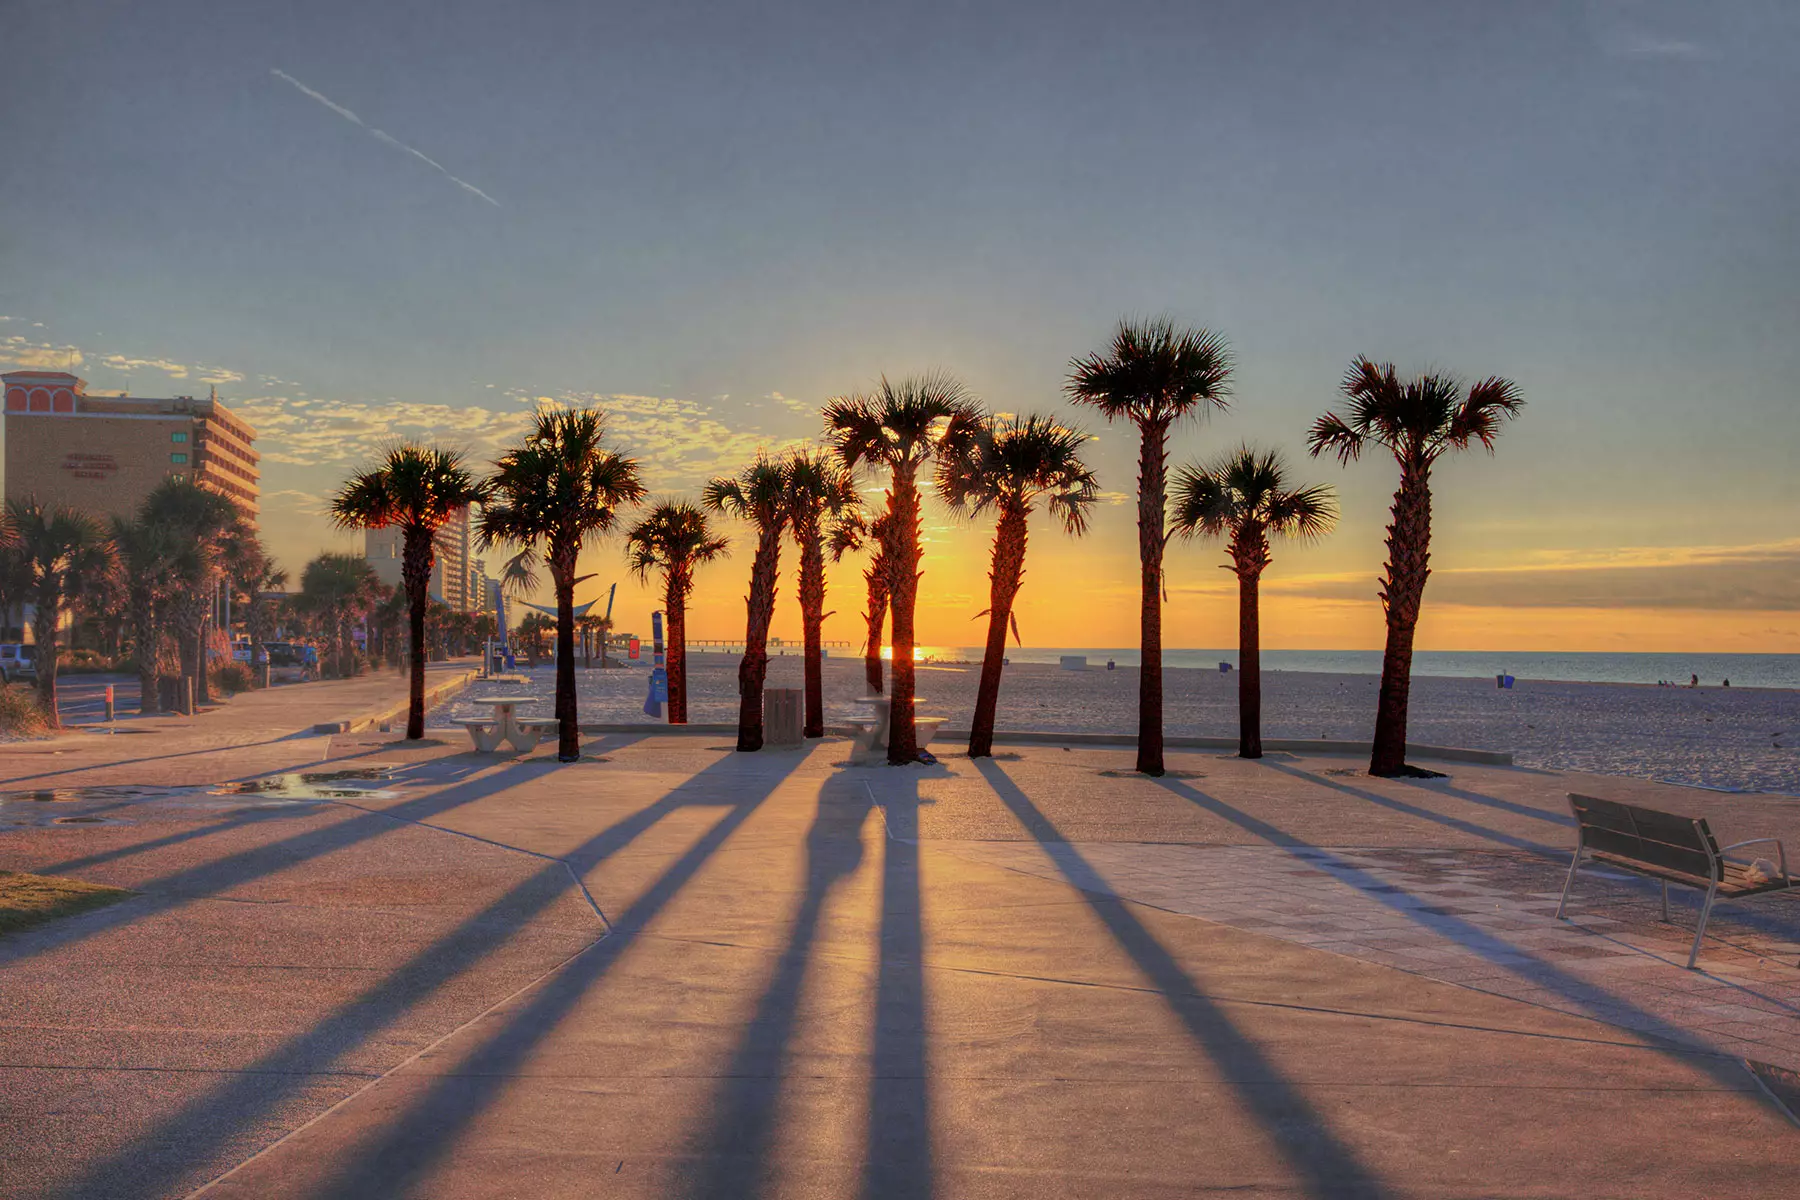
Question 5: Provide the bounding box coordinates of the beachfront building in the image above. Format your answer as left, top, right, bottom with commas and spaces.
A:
364, 504, 479, 612
2, 371, 260, 521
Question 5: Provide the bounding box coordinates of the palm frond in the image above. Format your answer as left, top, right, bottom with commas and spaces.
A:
1066, 317, 1233, 427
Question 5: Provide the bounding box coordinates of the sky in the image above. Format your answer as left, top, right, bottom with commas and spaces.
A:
1, 0, 1795, 653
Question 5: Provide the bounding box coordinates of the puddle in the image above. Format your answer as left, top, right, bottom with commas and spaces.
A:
0, 785, 196, 803
52, 815, 132, 825
209, 768, 401, 801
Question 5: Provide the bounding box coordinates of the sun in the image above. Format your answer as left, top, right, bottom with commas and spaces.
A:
877, 646, 925, 661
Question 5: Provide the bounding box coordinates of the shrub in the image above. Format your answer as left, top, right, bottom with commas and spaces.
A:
210, 663, 254, 695
0, 685, 50, 737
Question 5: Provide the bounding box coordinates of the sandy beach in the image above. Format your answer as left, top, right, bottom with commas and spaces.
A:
433, 652, 1800, 796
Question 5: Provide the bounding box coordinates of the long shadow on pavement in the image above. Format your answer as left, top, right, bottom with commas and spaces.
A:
679, 774, 873, 1199
38, 741, 680, 1200
1265, 761, 1564, 856
1153, 770, 1775, 1098
301, 748, 813, 1199
973, 759, 1388, 1200
3, 751, 601, 968
863, 773, 934, 1200
29, 749, 504, 878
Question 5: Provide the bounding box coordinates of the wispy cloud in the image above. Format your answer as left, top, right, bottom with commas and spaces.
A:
270, 68, 500, 207
0, 335, 82, 370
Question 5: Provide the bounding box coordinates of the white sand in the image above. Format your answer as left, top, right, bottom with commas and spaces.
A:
433, 652, 1800, 795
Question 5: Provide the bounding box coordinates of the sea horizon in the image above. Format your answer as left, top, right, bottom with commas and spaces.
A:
721, 645, 1800, 690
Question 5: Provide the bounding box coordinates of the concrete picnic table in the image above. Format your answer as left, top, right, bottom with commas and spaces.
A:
847, 695, 945, 761
456, 695, 552, 753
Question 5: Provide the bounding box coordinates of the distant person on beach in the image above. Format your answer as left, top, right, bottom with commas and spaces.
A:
1723, 679, 1730, 688
1690, 674, 1699, 687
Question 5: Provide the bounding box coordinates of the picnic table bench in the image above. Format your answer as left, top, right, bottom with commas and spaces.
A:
846, 696, 945, 763
455, 696, 559, 753
1558, 792, 1795, 969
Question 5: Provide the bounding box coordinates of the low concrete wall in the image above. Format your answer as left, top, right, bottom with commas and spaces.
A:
932, 728, 1513, 766
534, 717, 1514, 766
313, 669, 480, 735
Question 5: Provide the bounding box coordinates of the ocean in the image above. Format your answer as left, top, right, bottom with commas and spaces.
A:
898, 648, 1800, 690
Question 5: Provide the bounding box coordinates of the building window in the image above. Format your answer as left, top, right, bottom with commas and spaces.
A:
171, 432, 188, 443
170, 453, 188, 464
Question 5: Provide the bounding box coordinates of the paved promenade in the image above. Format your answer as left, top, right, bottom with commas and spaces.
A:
2, 717, 1797, 1197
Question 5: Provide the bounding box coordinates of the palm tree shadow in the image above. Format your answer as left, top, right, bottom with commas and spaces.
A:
306, 748, 813, 1198
1260, 759, 1564, 857
680, 774, 874, 1199
1393, 776, 1576, 829
1145, 774, 1776, 1098
972, 759, 1387, 1200
43, 742, 751, 1200
863, 775, 933, 1200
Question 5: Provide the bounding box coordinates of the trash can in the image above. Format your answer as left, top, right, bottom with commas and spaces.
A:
764, 687, 803, 747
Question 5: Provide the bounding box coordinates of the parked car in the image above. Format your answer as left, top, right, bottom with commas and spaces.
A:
0, 644, 37, 685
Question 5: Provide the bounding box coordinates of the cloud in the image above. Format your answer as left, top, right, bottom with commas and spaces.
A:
1260, 540, 1800, 612
270, 68, 500, 207
1609, 33, 1708, 58
260, 488, 332, 516
0, 335, 83, 370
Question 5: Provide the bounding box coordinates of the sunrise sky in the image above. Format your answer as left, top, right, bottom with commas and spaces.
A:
2, 0, 1794, 653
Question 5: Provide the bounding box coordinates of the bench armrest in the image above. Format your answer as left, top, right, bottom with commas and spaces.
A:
1720, 838, 1788, 878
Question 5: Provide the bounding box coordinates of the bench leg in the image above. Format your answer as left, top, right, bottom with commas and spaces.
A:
1687, 883, 1720, 970
1555, 847, 1583, 920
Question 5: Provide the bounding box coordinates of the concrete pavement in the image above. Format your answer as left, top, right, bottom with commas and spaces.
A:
1, 727, 1797, 1198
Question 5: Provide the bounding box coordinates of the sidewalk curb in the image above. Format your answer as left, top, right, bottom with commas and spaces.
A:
313, 670, 479, 735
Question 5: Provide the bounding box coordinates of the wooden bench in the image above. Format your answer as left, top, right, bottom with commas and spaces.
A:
1558, 793, 1794, 969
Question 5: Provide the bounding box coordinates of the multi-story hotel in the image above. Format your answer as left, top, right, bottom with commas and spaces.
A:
2, 370, 260, 521
365, 504, 479, 611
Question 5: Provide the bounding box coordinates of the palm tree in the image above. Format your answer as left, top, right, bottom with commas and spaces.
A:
139, 479, 239, 710
825, 373, 984, 764
703, 458, 789, 751
237, 559, 290, 678
783, 451, 860, 738
938, 415, 1100, 758
331, 445, 487, 740
1172, 447, 1336, 760
5, 499, 113, 723
296, 553, 382, 678
1068, 318, 1233, 776
110, 516, 182, 713
1308, 357, 1524, 777
827, 508, 895, 697
625, 501, 730, 724
478, 408, 644, 762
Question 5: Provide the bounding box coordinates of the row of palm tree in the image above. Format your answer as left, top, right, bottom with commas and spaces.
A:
0, 477, 272, 723
327, 320, 1520, 779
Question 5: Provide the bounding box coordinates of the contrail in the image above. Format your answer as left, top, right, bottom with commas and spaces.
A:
270, 68, 500, 207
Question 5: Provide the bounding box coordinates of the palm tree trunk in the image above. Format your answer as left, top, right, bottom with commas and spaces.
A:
195, 602, 212, 704
402, 529, 433, 740
798, 519, 826, 738
1237, 567, 1262, 759
1370, 464, 1433, 776
969, 505, 1029, 758
667, 575, 689, 725
33, 595, 60, 726
736, 526, 782, 752
887, 466, 921, 764
1135, 420, 1169, 776
133, 594, 161, 714
553, 550, 580, 762
863, 571, 887, 695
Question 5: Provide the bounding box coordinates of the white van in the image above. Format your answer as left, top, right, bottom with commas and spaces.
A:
0, 644, 37, 685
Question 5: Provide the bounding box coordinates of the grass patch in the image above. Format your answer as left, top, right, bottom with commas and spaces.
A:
0, 684, 51, 737
0, 870, 133, 935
